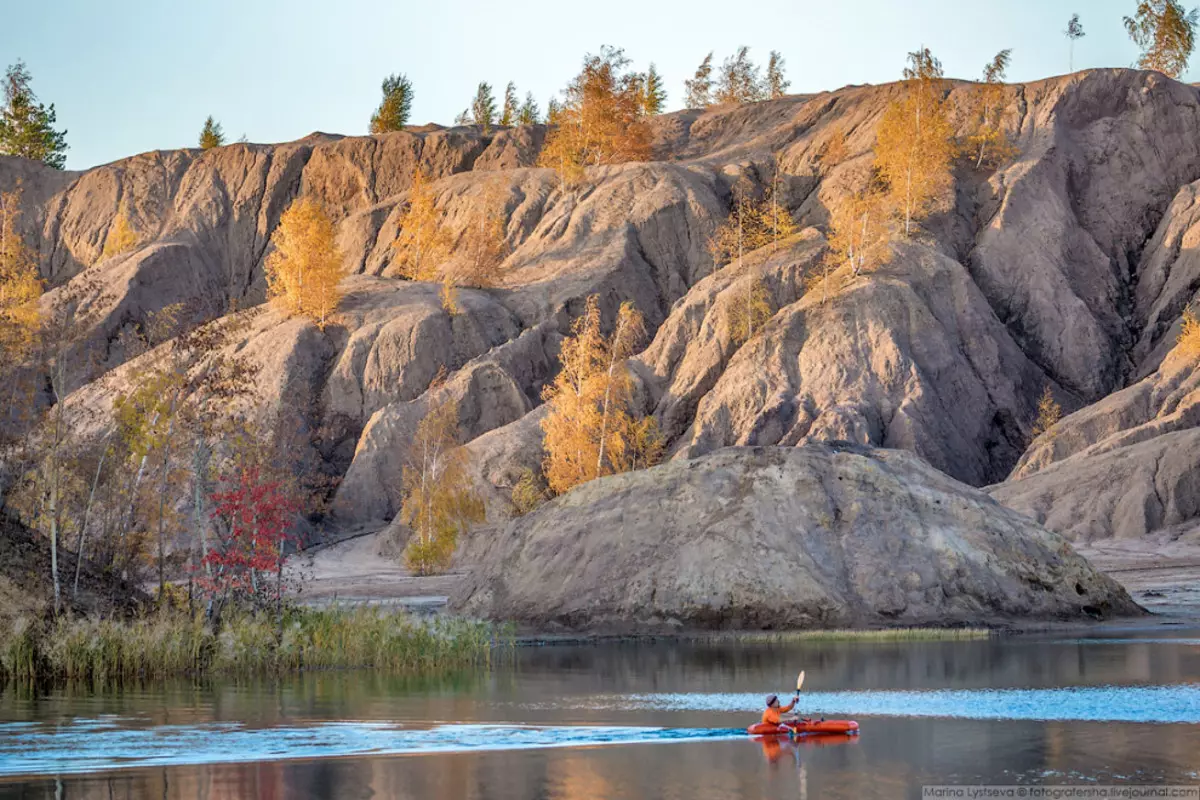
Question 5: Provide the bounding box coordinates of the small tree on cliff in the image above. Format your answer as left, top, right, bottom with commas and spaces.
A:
199, 116, 225, 150
874, 48, 955, 237
400, 398, 484, 575
685, 53, 714, 108
265, 198, 344, 329
1031, 385, 1063, 437
541, 295, 662, 494
500, 81, 519, 127
0, 185, 41, 365
539, 47, 653, 185
0, 61, 68, 168
714, 47, 764, 105
101, 209, 139, 259
969, 49, 1017, 169
1065, 13, 1086, 72
1177, 305, 1200, 359
1125, 0, 1199, 78
393, 168, 447, 281
518, 92, 541, 125
370, 73, 413, 133
471, 82, 497, 131
766, 51, 790, 99
639, 63, 667, 115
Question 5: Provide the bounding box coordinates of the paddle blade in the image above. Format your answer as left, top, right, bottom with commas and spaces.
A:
796, 671, 806, 691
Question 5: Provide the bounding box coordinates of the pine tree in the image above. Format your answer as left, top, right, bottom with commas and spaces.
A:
500, 81, 519, 126
684, 52, 714, 108
199, 116, 225, 150
538, 47, 653, 185
1125, 1, 1199, 77
547, 97, 563, 124
641, 63, 667, 115
392, 168, 451, 281
400, 397, 484, 575
1065, 13, 1086, 72
518, 92, 541, 125
715, 47, 764, 105
766, 51, 790, 99
369, 73, 413, 133
0, 61, 68, 168
970, 50, 1017, 169
264, 198, 344, 329
875, 48, 955, 237
471, 82, 497, 131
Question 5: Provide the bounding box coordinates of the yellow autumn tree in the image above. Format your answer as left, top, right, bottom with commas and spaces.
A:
393, 168, 452, 282
400, 397, 485, 575
452, 181, 510, 289
969, 50, 1018, 170
264, 197, 344, 329
539, 46, 653, 185
541, 295, 662, 494
874, 48, 956, 237
827, 188, 892, 277
0, 186, 42, 361
101, 209, 139, 259
1031, 384, 1063, 437
708, 177, 797, 343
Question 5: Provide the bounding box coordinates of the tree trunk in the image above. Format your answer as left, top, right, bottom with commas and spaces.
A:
74, 432, 113, 600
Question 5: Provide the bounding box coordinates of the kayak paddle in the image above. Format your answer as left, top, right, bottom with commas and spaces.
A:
796, 670, 805, 693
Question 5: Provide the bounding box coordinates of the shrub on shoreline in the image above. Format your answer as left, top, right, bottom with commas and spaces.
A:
0, 606, 507, 686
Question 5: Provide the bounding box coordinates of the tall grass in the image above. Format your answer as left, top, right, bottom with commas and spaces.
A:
0, 606, 508, 687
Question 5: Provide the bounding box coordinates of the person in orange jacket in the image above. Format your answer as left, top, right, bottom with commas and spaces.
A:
761, 691, 801, 726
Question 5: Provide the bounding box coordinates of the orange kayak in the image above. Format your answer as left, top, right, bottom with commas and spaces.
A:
747, 719, 859, 736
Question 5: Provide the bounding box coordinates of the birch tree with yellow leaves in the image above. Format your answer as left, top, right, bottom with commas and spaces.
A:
874, 48, 956, 238
393, 168, 452, 282
265, 198, 344, 329
400, 397, 484, 575
539, 47, 653, 185
541, 295, 662, 495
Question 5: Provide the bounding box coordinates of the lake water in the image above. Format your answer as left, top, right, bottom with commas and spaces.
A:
2, 624, 1199, 799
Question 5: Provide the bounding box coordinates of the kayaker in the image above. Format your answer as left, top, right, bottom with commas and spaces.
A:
761, 691, 801, 726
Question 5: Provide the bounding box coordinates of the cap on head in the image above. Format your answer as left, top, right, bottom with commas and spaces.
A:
765, 694, 779, 708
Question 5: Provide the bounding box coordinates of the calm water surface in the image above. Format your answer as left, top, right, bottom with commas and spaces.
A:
1, 625, 1199, 799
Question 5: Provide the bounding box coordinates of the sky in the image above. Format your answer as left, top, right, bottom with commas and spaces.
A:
0, 0, 1182, 170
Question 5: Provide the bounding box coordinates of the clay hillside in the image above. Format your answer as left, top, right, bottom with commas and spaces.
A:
3, 66, 1199, 627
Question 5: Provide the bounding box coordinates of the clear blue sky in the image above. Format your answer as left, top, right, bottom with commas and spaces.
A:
1, 0, 1178, 170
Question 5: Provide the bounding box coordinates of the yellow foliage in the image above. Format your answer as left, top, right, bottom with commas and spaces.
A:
0, 186, 42, 361
451, 182, 510, 288
967, 53, 1018, 170
727, 273, 774, 345
101, 210, 139, 259
540, 295, 662, 495
510, 468, 548, 517
440, 274, 458, 316
1031, 385, 1063, 437
818, 127, 850, 173
400, 398, 485, 576
708, 181, 798, 266
539, 47, 652, 185
265, 197, 345, 330
392, 169, 451, 281
1177, 306, 1200, 359
874, 58, 955, 238
827, 189, 892, 276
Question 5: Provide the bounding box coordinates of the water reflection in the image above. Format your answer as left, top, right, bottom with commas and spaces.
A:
1, 627, 1198, 799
